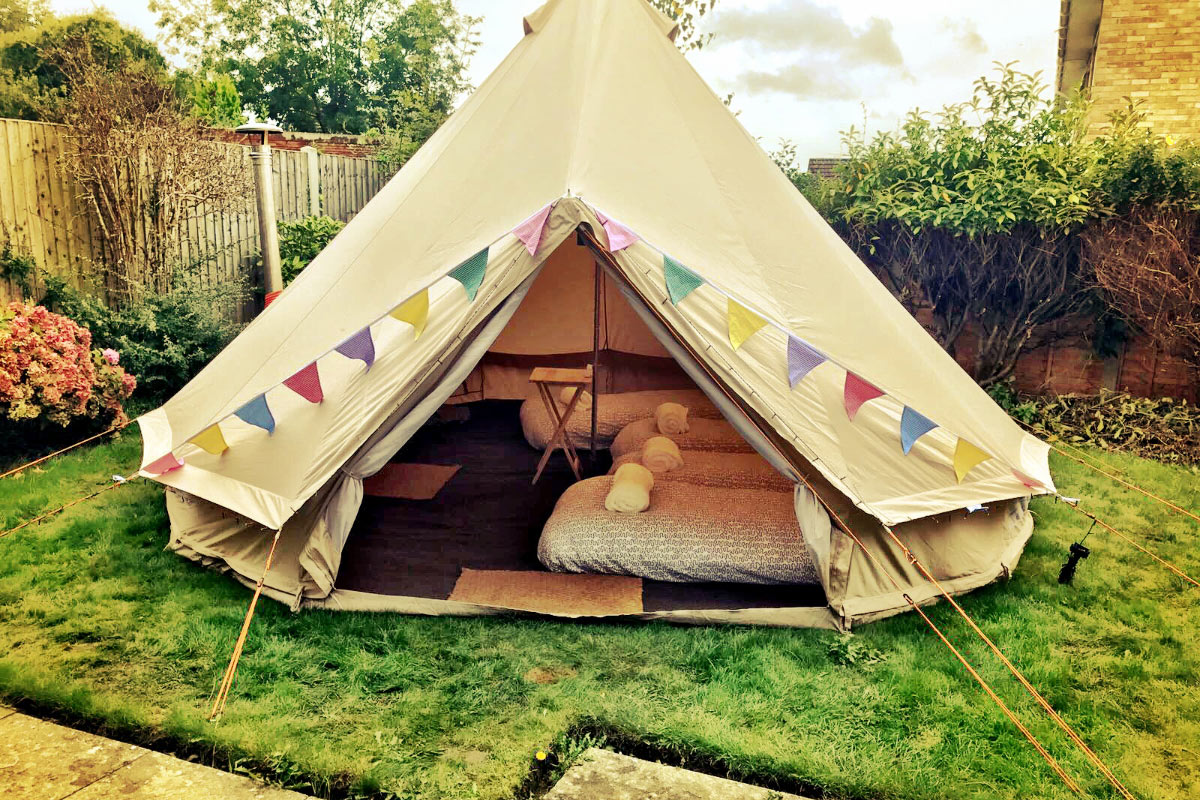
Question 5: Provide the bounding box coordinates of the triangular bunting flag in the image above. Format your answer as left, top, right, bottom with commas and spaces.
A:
728, 299, 767, 350
953, 439, 992, 483
843, 372, 885, 421
144, 452, 183, 475
336, 327, 375, 369
595, 210, 638, 251
449, 248, 489, 301
1012, 469, 1044, 489
787, 336, 826, 388
234, 394, 275, 434
389, 290, 429, 338
664, 256, 703, 305
900, 406, 938, 454
190, 424, 228, 455
284, 362, 323, 403
513, 204, 553, 256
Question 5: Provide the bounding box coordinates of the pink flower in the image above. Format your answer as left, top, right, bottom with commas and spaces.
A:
102, 348, 120, 365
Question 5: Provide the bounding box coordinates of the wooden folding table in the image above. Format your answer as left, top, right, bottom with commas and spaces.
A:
528, 365, 593, 484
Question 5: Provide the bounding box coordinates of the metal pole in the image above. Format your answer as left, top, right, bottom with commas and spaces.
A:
591, 254, 601, 464
237, 122, 284, 308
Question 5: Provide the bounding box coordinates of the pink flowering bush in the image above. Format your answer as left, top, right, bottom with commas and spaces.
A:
0, 302, 136, 438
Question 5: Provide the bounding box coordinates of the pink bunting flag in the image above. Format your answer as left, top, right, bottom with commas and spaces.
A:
284, 362, 324, 403
843, 372, 885, 421
513, 204, 553, 256
144, 452, 184, 475
595, 210, 638, 252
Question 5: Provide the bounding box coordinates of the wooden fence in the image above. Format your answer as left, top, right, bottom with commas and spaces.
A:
0, 117, 393, 319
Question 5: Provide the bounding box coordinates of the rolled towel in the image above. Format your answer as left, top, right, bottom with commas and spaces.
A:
641, 436, 683, 473
655, 402, 689, 435
558, 386, 593, 411
604, 462, 654, 513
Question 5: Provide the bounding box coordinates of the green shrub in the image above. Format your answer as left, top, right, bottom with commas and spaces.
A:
40, 273, 245, 406
277, 215, 345, 285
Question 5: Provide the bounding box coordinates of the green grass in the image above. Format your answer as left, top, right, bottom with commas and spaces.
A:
0, 430, 1198, 799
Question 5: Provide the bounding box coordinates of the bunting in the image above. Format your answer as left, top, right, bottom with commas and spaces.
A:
728, 299, 767, 350
234, 394, 275, 434
284, 362, 323, 404
513, 204, 553, 256
389, 290, 429, 339
449, 248, 489, 301
843, 373, 884, 421
1012, 469, 1044, 489
953, 439, 991, 483
664, 256, 704, 305
787, 336, 825, 388
595, 210, 638, 251
336, 328, 376, 369
899, 407, 938, 454
144, 452, 184, 475
190, 424, 228, 455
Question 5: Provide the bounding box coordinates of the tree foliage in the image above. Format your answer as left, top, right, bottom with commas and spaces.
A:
176, 69, 246, 128
0, 10, 166, 121
152, 0, 479, 136
649, 0, 719, 51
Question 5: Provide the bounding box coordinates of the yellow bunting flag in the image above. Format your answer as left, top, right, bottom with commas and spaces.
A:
728, 299, 767, 350
190, 424, 229, 455
390, 289, 429, 338
953, 439, 991, 483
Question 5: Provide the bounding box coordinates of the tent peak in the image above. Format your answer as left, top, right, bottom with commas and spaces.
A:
523, 0, 679, 41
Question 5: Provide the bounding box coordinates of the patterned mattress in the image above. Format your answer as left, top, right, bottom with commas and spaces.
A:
610, 451, 794, 493
538, 477, 819, 585
519, 388, 722, 450
609, 417, 755, 461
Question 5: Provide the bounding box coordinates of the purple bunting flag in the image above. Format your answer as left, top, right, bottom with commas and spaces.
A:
787, 336, 826, 388
335, 327, 376, 369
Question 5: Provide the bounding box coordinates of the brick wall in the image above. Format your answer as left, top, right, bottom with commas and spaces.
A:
1087, 0, 1200, 137
204, 128, 382, 158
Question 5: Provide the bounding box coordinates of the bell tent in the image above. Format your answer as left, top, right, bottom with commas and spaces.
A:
137, 0, 1055, 629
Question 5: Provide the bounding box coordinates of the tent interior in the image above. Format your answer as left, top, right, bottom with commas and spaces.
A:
336, 233, 831, 618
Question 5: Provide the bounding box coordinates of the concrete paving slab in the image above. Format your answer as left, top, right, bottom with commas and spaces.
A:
72, 750, 310, 800
0, 712, 310, 800
0, 712, 145, 800
546, 748, 811, 800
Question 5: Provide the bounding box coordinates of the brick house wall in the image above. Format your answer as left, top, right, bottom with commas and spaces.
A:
204, 127, 382, 158
1059, 0, 1200, 137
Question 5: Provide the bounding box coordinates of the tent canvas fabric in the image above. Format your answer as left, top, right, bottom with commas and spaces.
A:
139, 0, 1052, 629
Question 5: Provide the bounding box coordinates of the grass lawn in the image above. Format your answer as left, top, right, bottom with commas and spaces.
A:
0, 429, 1197, 800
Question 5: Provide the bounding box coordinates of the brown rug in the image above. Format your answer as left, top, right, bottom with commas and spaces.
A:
363, 463, 461, 500
448, 569, 643, 617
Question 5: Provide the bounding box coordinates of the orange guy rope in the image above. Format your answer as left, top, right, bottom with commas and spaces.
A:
0, 422, 131, 482
790, 473, 1083, 795
882, 525, 1136, 800
0, 473, 140, 539
209, 530, 282, 721
1061, 499, 1200, 589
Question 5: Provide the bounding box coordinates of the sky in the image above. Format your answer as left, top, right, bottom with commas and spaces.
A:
50, 0, 1060, 163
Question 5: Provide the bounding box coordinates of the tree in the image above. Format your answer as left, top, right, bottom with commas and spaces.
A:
649, 0, 719, 51
153, 0, 479, 136
176, 69, 246, 128
0, 0, 48, 34
0, 10, 166, 121
832, 64, 1098, 386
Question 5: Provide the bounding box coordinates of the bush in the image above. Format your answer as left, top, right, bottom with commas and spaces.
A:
40, 272, 244, 405
0, 301, 136, 454
277, 215, 345, 284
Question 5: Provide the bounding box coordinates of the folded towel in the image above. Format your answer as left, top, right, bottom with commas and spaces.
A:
604, 462, 654, 513
655, 402, 689, 435
641, 436, 683, 473
558, 386, 593, 411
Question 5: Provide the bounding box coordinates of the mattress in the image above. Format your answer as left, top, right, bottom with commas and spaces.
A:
609, 417, 755, 460
519, 388, 722, 450
610, 450, 794, 493
538, 477, 819, 585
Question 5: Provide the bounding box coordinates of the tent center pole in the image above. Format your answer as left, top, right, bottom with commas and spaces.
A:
591, 251, 600, 463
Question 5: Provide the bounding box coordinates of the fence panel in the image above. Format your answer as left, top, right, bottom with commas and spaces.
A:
0, 118, 392, 319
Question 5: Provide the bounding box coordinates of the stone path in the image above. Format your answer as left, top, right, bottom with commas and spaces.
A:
547, 748, 811, 800
0, 706, 311, 800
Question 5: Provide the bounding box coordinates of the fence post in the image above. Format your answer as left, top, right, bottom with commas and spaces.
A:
302, 146, 320, 217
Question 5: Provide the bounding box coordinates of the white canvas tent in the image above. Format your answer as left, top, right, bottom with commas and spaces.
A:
138, 0, 1055, 629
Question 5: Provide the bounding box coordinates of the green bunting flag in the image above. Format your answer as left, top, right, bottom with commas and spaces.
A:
664, 255, 704, 305
449, 248, 489, 301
